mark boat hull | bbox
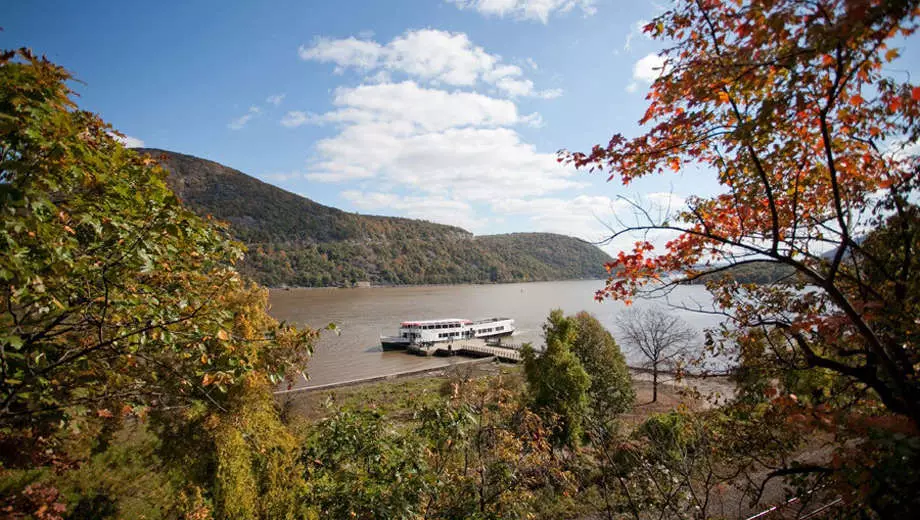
[380,337,411,351]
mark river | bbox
[268,280,727,388]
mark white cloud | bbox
[493,195,626,240]
[538,88,563,99]
[292,30,576,233]
[299,29,553,98]
[525,57,539,70]
[266,93,286,106]
[447,0,597,23]
[342,190,489,231]
[299,37,384,71]
[292,80,581,204]
[633,53,668,83]
[626,52,667,93]
[281,111,314,128]
[308,125,582,200]
[228,106,261,130]
[108,131,145,148]
[296,81,525,132]
[624,19,649,51]
[493,193,687,255]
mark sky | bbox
[5,0,918,255]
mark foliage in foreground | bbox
[563,0,920,515]
[0,49,317,517]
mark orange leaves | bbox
[716,91,730,104]
[912,86,920,101]
[888,96,902,112]
[668,157,682,172]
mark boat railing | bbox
[472,317,511,324]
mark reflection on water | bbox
[269,280,726,388]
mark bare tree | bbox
[617,307,696,403]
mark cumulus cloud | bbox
[228,106,261,130]
[342,190,489,231]
[293,80,582,203]
[292,30,574,231]
[285,81,523,132]
[299,29,559,98]
[447,0,597,23]
[626,52,668,92]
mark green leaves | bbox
[0,49,317,470]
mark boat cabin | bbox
[399,319,474,343]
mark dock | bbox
[407,338,522,362]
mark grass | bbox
[279,361,521,424]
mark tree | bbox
[616,308,694,403]
[522,310,591,447]
[562,0,920,513]
[0,48,315,477]
[570,311,635,423]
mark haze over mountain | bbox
[139,149,613,287]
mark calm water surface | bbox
[269,280,726,388]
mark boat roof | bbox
[400,319,472,326]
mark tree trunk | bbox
[652,365,658,403]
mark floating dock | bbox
[407,338,522,362]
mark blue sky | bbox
[6,0,918,253]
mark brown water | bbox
[269,280,725,388]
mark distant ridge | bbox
[139,148,613,287]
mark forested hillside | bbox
[140,149,612,286]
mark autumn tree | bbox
[562,0,920,514]
[617,308,695,403]
[0,48,316,513]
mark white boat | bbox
[380,317,515,350]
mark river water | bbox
[269,280,727,388]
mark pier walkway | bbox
[408,338,523,362]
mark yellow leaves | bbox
[201,353,210,365]
[216,329,229,341]
[202,373,214,386]
[716,91,730,104]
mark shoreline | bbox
[275,358,736,402]
[267,277,607,292]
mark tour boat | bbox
[380,317,515,351]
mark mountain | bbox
[138,149,613,287]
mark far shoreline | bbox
[267,277,609,292]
